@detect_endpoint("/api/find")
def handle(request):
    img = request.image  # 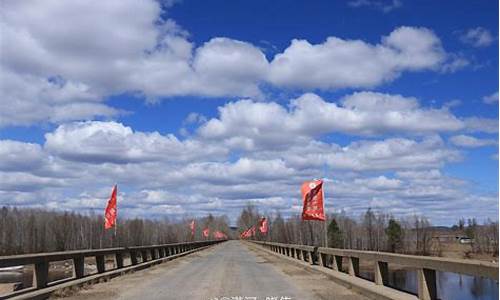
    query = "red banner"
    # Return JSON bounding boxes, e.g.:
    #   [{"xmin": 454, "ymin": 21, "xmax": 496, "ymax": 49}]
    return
[
  {"xmin": 240, "ymin": 226, "xmax": 255, "ymax": 239},
  {"xmin": 202, "ymin": 228, "xmax": 210, "ymax": 238},
  {"xmin": 259, "ymin": 217, "xmax": 268, "ymax": 234},
  {"xmin": 104, "ymin": 185, "xmax": 117, "ymax": 229},
  {"xmin": 301, "ymin": 179, "xmax": 326, "ymax": 221},
  {"xmin": 214, "ymin": 231, "xmax": 227, "ymax": 239}
]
